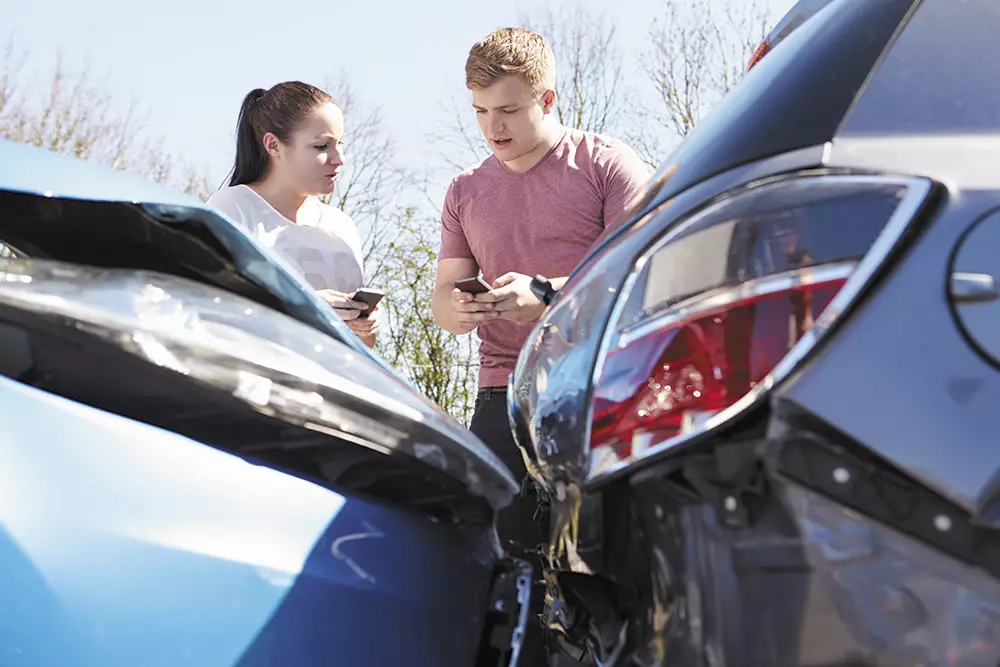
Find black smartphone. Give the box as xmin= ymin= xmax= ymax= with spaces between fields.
xmin=455 ymin=276 xmax=492 ymax=294
xmin=350 ymin=287 xmax=385 ymax=318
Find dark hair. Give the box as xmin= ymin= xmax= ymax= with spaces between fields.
xmin=227 ymin=81 xmax=336 ymax=187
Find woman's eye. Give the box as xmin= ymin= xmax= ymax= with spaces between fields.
xmin=503 ymin=109 xmax=517 ymax=114
xmin=315 ymin=143 xmax=329 ymax=150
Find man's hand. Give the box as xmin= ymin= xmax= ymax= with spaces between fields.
xmin=474 ymin=272 xmax=546 ymax=323
xmin=451 ymin=288 xmax=500 ymax=328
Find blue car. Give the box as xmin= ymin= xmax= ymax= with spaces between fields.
xmin=0 ymin=139 xmax=528 ymax=667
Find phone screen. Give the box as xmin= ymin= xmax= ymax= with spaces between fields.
xmin=351 ymin=288 xmax=384 ymax=317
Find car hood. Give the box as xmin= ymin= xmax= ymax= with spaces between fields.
xmin=0 ymin=139 xmax=366 ymax=356
xmin=0 ymin=140 xmax=518 ymax=510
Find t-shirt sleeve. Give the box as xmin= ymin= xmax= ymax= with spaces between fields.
xmin=601 ymin=143 xmax=652 ymax=235
xmin=206 ymin=188 xmax=250 ymax=232
xmin=439 ymin=180 xmax=474 ymax=261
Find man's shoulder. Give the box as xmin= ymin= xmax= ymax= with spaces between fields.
xmin=447 ymin=155 xmax=500 ymax=195
xmin=564 ymin=128 xmax=639 ymax=162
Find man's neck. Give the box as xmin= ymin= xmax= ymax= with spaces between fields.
xmin=501 ymin=123 xmax=565 ymax=173
xmin=249 ymin=178 xmax=309 ymax=223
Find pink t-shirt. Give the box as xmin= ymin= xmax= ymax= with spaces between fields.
xmin=440 ymin=128 xmax=651 ymax=388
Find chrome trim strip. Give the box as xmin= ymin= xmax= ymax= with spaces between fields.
xmin=618 ymin=261 xmax=857 ymax=348
xmin=585 ymin=174 xmax=934 ymax=482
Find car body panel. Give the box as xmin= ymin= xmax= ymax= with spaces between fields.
xmin=0 ymin=375 xmax=496 ymax=666
xmin=782 ymin=0 xmax=1000 ymax=513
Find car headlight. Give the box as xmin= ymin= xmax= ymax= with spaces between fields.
xmin=0 ymin=259 xmax=519 ymax=507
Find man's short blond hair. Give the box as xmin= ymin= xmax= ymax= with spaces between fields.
xmin=465 ymin=27 xmax=557 ymax=95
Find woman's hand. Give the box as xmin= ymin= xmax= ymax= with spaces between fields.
xmin=348 ymin=304 xmax=382 ymax=348
xmin=317 ymin=289 xmax=366 ymax=320
xmin=317 ymin=290 xmax=382 ymax=348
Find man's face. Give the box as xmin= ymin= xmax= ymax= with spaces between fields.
xmin=472 ymin=75 xmax=553 ymax=164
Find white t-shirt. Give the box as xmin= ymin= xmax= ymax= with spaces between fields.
xmin=207 ymin=185 xmax=365 ymax=294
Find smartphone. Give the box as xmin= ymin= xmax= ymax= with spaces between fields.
xmin=455 ymin=276 xmax=492 ymax=295
xmin=350 ymin=287 xmax=385 ymax=318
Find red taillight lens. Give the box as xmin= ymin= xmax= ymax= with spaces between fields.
xmin=591 ymin=275 xmax=845 ymax=458
xmin=584 ymin=175 xmax=931 ymax=479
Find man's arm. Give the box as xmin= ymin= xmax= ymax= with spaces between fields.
xmin=432 ymin=258 xmax=499 ymax=335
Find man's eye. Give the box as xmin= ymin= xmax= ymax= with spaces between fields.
xmin=502 ymin=109 xmax=517 ymax=114
xmin=475 ymin=109 xmax=486 ymax=115
xmin=315 ymin=143 xmax=329 ymax=150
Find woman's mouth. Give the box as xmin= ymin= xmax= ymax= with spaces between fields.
xmin=492 ymin=138 xmax=512 ymax=148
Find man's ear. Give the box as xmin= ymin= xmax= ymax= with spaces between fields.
xmin=541 ymin=89 xmax=557 ymax=114
xmin=261 ymin=132 xmax=282 ymax=158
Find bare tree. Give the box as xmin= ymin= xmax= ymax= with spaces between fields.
xmin=0 ymin=36 xmax=211 ymax=198
xmin=374 ymin=210 xmax=479 ymax=422
xmin=322 ymin=76 xmax=412 ymax=284
xmin=631 ymin=0 xmax=771 ymax=167
xmin=521 ymin=5 xmax=627 ymax=135
xmin=429 ymin=92 xmax=490 ymax=177
xmin=318 ymin=76 xmax=480 ymax=420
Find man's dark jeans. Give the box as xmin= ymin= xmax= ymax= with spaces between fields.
xmin=470 ymin=386 xmax=550 ymax=667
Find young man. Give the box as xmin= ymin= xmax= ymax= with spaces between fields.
xmin=432 ymin=26 xmax=650 ymax=664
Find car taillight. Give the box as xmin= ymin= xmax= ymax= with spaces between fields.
xmin=592 ymin=266 xmax=847 ymax=457
xmin=587 ymin=175 xmax=932 ymax=478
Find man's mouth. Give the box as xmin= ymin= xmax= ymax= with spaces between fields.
xmin=492 ymin=138 xmax=512 ymax=148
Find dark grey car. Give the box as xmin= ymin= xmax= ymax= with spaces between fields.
xmin=509 ymin=0 xmax=1000 ymax=664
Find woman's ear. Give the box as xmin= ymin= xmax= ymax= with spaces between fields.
xmin=261 ymin=132 xmax=282 ymax=158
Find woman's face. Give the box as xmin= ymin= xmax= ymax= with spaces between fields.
xmin=268 ymin=102 xmax=346 ymax=197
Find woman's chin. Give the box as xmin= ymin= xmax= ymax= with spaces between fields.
xmin=314 ymin=180 xmax=337 ymax=196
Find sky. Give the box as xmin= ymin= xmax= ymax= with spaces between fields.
xmin=2 ymin=0 xmax=796 ymax=186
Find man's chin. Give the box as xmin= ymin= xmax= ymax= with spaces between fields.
xmin=492 ymin=145 xmax=524 ymax=161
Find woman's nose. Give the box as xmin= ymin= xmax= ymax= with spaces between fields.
xmin=331 ymin=146 xmax=346 ymax=166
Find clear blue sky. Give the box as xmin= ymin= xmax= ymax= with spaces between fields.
xmin=3 ymin=0 xmax=795 ymax=184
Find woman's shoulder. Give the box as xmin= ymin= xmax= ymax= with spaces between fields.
xmin=206 ymin=185 xmax=255 ymax=221
xmin=210 ymin=184 xmax=265 ymax=205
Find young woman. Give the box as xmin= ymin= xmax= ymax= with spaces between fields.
xmin=208 ymin=81 xmax=381 ymax=348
